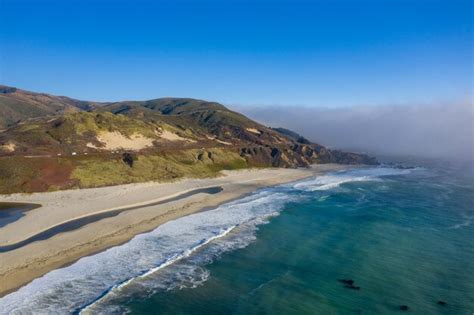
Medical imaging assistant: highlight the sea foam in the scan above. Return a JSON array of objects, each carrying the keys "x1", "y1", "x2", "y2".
[
  {"x1": 0, "y1": 167, "x2": 410, "y2": 314},
  {"x1": 0, "y1": 190, "x2": 295, "y2": 314},
  {"x1": 293, "y1": 167, "x2": 411, "y2": 191}
]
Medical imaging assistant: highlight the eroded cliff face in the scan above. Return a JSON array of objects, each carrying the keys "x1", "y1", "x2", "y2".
[{"x1": 240, "y1": 142, "x2": 377, "y2": 168}]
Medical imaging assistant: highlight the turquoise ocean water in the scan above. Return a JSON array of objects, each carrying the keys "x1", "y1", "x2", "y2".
[{"x1": 0, "y1": 159, "x2": 473, "y2": 314}]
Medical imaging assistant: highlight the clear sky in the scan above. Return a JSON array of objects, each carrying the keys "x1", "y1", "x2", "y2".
[{"x1": 0, "y1": 0, "x2": 472, "y2": 107}]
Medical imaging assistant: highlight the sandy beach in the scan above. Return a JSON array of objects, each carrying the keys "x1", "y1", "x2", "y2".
[{"x1": 0, "y1": 164, "x2": 347, "y2": 297}]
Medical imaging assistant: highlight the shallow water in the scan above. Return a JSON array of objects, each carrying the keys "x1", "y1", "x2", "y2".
[
  {"x1": 0, "y1": 160, "x2": 472, "y2": 314},
  {"x1": 0, "y1": 203, "x2": 40, "y2": 228},
  {"x1": 0, "y1": 186, "x2": 223, "y2": 252}
]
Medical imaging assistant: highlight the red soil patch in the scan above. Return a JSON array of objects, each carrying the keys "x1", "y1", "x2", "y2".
[{"x1": 27, "y1": 159, "x2": 77, "y2": 192}]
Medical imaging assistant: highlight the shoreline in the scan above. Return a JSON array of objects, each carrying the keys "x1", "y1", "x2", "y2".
[
  {"x1": 0, "y1": 187, "x2": 223, "y2": 252},
  {"x1": 0, "y1": 164, "x2": 350, "y2": 297}
]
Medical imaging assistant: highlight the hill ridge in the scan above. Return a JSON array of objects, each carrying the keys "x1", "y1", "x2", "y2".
[{"x1": 0, "y1": 85, "x2": 377, "y2": 194}]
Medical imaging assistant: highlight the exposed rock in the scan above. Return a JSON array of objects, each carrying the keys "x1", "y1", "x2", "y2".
[
  {"x1": 0, "y1": 142, "x2": 16, "y2": 152},
  {"x1": 297, "y1": 136, "x2": 311, "y2": 144},
  {"x1": 338, "y1": 279, "x2": 360, "y2": 290},
  {"x1": 197, "y1": 152, "x2": 205, "y2": 161},
  {"x1": 271, "y1": 148, "x2": 281, "y2": 158},
  {"x1": 338, "y1": 279, "x2": 355, "y2": 285}
]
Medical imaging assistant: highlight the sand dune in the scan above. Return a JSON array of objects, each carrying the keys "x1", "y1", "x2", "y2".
[{"x1": 87, "y1": 131, "x2": 155, "y2": 151}]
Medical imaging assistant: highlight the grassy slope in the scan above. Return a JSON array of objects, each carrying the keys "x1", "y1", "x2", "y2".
[
  {"x1": 0, "y1": 148, "x2": 247, "y2": 194},
  {"x1": 0, "y1": 85, "x2": 98, "y2": 128},
  {"x1": 71, "y1": 148, "x2": 247, "y2": 188},
  {"x1": 0, "y1": 86, "x2": 377, "y2": 194}
]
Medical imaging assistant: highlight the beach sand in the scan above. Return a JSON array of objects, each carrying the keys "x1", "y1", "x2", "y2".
[{"x1": 0, "y1": 165, "x2": 346, "y2": 297}]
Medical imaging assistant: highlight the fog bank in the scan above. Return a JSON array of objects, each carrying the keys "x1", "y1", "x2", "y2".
[{"x1": 234, "y1": 102, "x2": 473, "y2": 162}]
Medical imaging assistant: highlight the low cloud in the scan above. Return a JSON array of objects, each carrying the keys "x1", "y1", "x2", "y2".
[{"x1": 233, "y1": 102, "x2": 473, "y2": 162}]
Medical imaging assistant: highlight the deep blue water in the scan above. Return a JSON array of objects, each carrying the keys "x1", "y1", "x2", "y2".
[{"x1": 1, "y1": 159, "x2": 473, "y2": 314}]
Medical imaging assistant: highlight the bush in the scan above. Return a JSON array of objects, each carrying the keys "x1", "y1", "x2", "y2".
[{"x1": 122, "y1": 152, "x2": 135, "y2": 167}]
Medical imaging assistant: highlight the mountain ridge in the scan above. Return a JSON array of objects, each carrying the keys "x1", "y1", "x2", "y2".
[{"x1": 0, "y1": 85, "x2": 377, "y2": 193}]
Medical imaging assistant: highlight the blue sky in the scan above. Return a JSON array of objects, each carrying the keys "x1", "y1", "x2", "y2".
[{"x1": 0, "y1": 0, "x2": 472, "y2": 107}]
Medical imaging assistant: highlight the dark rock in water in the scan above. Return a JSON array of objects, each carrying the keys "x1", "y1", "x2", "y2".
[
  {"x1": 338, "y1": 279, "x2": 354, "y2": 285},
  {"x1": 383, "y1": 163, "x2": 416, "y2": 170},
  {"x1": 338, "y1": 279, "x2": 360, "y2": 290},
  {"x1": 395, "y1": 165, "x2": 416, "y2": 170},
  {"x1": 344, "y1": 284, "x2": 360, "y2": 290},
  {"x1": 437, "y1": 301, "x2": 447, "y2": 306},
  {"x1": 399, "y1": 305, "x2": 409, "y2": 311}
]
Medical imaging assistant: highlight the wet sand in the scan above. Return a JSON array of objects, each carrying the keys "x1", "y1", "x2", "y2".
[
  {"x1": 0, "y1": 165, "x2": 347, "y2": 297},
  {"x1": 0, "y1": 187, "x2": 222, "y2": 252}
]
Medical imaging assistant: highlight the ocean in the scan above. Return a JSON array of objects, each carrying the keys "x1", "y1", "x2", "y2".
[{"x1": 0, "y1": 159, "x2": 473, "y2": 314}]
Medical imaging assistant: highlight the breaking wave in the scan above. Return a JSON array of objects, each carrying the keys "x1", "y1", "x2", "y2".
[
  {"x1": 293, "y1": 167, "x2": 413, "y2": 191},
  {"x1": 0, "y1": 190, "x2": 295, "y2": 314},
  {"x1": 0, "y1": 166, "x2": 414, "y2": 314}
]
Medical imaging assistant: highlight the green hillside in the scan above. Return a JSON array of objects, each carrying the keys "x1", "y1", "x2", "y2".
[{"x1": 0, "y1": 85, "x2": 377, "y2": 193}]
